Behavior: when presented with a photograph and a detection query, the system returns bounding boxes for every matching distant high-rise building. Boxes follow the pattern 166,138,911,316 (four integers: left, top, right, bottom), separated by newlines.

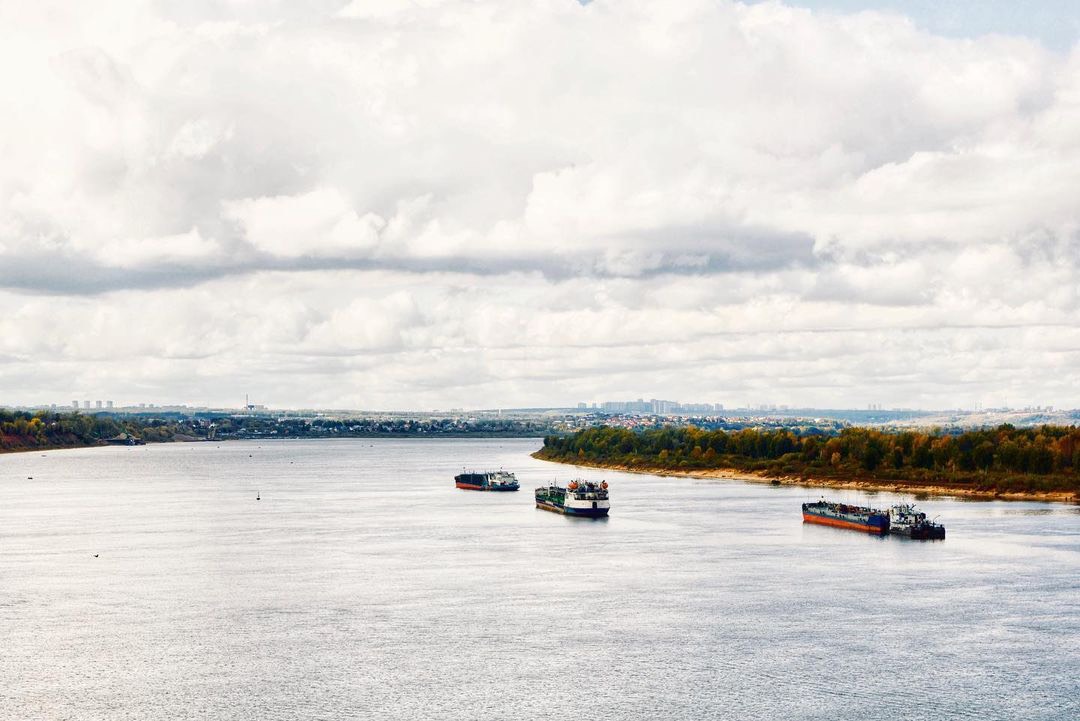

106,400,114,409
72,400,78,409
82,400,91,409
596,398,725,415
651,399,676,414
95,400,103,409
601,399,647,413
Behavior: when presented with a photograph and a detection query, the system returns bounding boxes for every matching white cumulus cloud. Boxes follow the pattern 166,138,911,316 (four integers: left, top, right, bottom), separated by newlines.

0,0,1078,409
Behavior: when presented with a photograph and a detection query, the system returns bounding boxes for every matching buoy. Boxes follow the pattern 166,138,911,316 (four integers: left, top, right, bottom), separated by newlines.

256,491,261,501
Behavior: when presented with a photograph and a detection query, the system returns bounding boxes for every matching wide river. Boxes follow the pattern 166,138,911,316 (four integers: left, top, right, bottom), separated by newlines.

2,438,1078,720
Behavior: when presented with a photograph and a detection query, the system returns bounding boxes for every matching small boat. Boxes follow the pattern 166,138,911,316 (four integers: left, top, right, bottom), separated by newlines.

454,470,520,491
802,498,889,535
535,479,610,518
888,503,945,539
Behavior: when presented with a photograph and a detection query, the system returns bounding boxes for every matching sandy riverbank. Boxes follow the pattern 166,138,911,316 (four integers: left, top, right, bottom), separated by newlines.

531,454,1078,504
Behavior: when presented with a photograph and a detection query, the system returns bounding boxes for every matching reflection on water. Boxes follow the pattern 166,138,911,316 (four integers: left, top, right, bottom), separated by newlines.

2,438,1078,720
993,507,1080,516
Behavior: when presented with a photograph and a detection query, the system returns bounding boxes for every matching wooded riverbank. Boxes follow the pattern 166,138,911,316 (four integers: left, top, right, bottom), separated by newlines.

534,425,1080,504
532,454,1077,503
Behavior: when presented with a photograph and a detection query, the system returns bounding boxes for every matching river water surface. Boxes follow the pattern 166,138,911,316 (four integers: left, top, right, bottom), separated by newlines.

2,438,1078,720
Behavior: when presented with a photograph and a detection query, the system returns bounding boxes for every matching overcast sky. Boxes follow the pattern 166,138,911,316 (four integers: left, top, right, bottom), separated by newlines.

2,0,1079,411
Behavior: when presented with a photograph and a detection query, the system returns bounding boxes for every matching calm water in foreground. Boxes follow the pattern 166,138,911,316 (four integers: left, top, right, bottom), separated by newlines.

2,438,1078,720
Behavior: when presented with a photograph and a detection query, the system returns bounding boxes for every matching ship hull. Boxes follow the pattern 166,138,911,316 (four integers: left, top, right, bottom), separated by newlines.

803,512,888,535
455,482,519,491
891,525,946,540
535,499,609,518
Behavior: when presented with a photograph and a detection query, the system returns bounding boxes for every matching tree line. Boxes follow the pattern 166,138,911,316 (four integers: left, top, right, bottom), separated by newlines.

536,424,1080,494
0,410,187,452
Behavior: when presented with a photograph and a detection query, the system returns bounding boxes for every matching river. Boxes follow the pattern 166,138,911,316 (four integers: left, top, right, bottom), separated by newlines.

2,438,1077,720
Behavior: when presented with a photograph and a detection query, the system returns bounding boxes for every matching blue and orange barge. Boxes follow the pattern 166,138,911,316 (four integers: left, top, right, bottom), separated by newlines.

802,499,890,535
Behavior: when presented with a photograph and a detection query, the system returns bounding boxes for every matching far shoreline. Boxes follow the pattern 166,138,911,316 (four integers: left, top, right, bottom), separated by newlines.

0,434,546,458
530,453,1078,505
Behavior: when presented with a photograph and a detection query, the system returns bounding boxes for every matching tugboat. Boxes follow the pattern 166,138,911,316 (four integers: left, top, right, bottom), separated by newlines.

454,470,520,491
888,503,946,539
802,498,890,535
535,479,610,518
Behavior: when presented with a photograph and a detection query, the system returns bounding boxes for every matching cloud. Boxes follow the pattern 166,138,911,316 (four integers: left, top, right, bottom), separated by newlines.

1,0,1079,408
225,188,386,258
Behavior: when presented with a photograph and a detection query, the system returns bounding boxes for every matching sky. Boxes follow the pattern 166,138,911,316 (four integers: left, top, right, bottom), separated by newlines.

1,0,1079,411
767,0,1080,50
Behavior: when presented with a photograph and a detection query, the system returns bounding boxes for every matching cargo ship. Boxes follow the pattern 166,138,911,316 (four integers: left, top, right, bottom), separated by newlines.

454,470,520,491
535,479,610,518
887,503,946,539
802,499,889,535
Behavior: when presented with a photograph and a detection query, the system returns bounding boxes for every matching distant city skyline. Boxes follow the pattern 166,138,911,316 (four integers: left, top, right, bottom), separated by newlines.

6,396,1069,418
3,1,1079,410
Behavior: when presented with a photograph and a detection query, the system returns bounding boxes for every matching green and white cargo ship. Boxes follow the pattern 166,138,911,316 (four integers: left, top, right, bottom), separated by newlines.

535,479,610,518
